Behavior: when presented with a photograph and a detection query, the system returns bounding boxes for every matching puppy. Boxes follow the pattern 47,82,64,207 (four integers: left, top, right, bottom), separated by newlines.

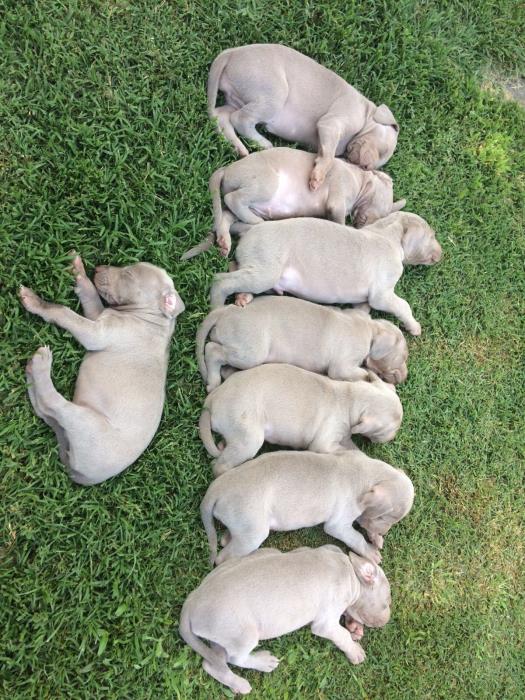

199,364,403,475
197,296,408,391
201,449,414,565
208,44,399,187
19,255,184,485
182,147,405,258
180,545,391,694
209,212,442,335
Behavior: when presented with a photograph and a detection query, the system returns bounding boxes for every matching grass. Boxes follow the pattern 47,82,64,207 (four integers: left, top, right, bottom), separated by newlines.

1,1,524,698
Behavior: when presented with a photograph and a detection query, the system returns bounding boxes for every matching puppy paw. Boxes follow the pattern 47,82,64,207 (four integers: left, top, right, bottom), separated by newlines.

252,650,279,672
234,293,253,308
309,171,324,191
236,144,250,158
27,346,53,375
344,618,365,641
407,321,421,336
232,677,252,695
368,533,384,550
217,236,231,257
347,642,366,665
364,545,382,564
19,286,45,315
69,251,87,279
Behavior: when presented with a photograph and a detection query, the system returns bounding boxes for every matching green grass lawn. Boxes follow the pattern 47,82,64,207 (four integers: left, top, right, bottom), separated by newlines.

1,1,525,698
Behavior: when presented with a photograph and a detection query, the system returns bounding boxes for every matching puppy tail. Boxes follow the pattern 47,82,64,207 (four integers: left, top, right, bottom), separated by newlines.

180,168,225,261
200,486,219,566
199,407,221,457
179,601,225,668
180,233,214,261
207,49,232,117
196,307,227,382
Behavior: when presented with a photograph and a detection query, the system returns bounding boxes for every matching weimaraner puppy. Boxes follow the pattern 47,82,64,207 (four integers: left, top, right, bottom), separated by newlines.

197,296,408,391
19,255,185,485
201,449,414,566
209,212,442,336
182,147,405,258
200,364,403,475
180,545,391,694
208,44,399,189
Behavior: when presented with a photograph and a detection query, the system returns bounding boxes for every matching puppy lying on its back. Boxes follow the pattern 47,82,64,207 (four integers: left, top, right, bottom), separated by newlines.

180,545,392,694
210,211,442,335
201,449,414,565
200,364,403,475
20,255,184,485
182,147,405,258
208,44,399,187
197,296,408,391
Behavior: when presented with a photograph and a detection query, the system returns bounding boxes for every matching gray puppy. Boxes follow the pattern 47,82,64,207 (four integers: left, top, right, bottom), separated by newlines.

197,296,408,391
19,255,184,485
201,449,414,566
180,545,391,695
199,364,403,475
182,147,405,258
208,44,399,188
209,212,442,335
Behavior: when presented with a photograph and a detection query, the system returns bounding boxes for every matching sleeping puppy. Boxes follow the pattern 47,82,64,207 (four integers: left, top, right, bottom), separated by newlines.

201,449,414,565
19,255,184,485
199,364,403,475
182,147,405,258
208,44,399,188
209,212,442,335
180,545,391,694
196,296,408,391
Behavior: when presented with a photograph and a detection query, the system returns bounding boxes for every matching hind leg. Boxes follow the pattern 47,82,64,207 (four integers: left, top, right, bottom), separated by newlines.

201,642,252,695
215,525,269,564
204,342,228,392
212,425,265,475
226,629,279,673
215,210,236,258
210,266,280,308
213,105,250,157
25,347,119,485
229,102,276,151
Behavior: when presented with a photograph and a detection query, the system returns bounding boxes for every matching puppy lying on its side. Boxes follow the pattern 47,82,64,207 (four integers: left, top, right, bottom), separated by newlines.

209,212,442,335
208,44,399,186
201,449,414,565
199,364,403,475
180,545,391,695
182,147,405,258
19,255,184,485
197,296,408,391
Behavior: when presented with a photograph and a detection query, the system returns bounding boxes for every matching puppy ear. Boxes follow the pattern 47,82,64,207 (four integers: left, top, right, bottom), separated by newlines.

352,179,373,227
374,104,399,131
160,289,184,318
369,324,398,361
349,552,378,584
359,483,388,512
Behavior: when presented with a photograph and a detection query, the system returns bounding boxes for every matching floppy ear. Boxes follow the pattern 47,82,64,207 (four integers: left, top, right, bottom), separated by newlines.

160,289,184,318
391,198,406,212
369,325,398,361
349,552,379,584
373,104,399,131
359,483,389,512
351,415,375,435
352,179,373,227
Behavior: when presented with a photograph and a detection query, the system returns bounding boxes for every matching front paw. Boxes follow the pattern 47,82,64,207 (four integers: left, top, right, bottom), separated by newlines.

19,286,45,315
364,544,382,564
368,533,384,550
347,641,366,665
344,617,364,641
69,251,87,280
235,293,253,308
309,168,324,191
406,321,421,336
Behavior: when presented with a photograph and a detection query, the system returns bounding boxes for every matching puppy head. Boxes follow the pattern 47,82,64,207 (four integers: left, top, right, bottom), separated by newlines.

346,553,391,628
352,171,394,228
367,319,408,384
94,262,185,318
356,470,415,537
351,373,403,443
400,214,442,266
346,104,399,171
